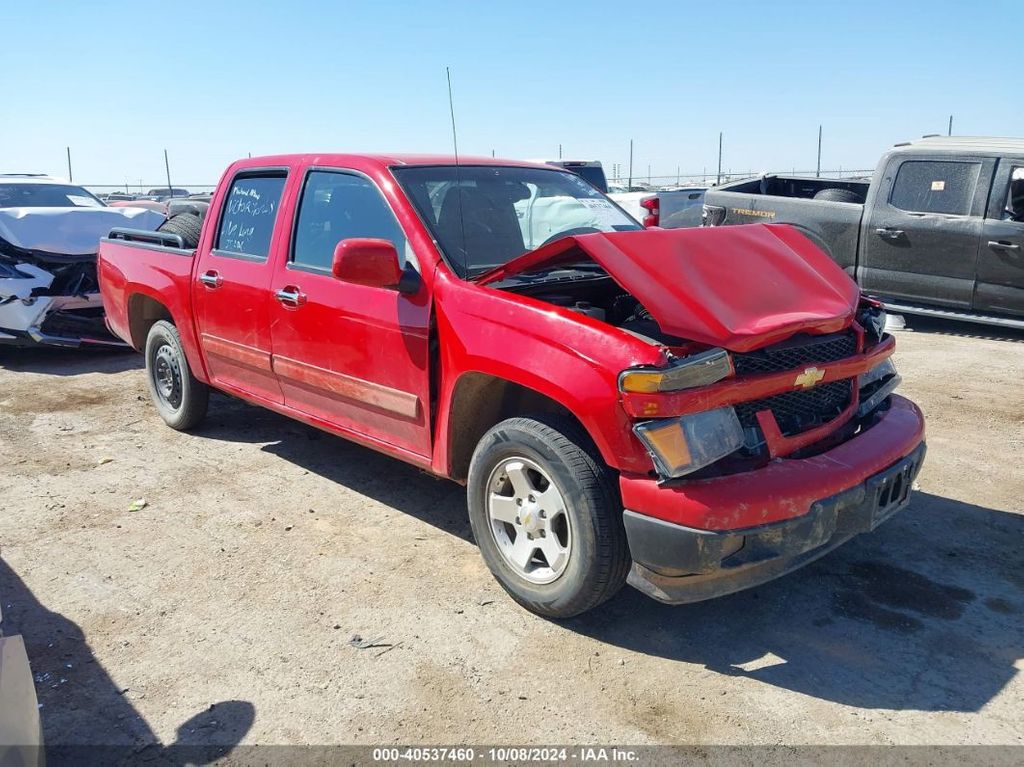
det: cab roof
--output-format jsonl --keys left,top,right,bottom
{"left": 232, "top": 153, "right": 557, "bottom": 172}
{"left": 896, "top": 136, "right": 1024, "bottom": 155}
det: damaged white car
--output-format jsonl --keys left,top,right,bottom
{"left": 0, "top": 175, "right": 165, "bottom": 347}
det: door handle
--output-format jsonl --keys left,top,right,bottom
{"left": 198, "top": 270, "right": 223, "bottom": 288}
{"left": 875, "top": 227, "right": 905, "bottom": 240}
{"left": 988, "top": 240, "right": 1020, "bottom": 251}
{"left": 275, "top": 286, "right": 306, "bottom": 307}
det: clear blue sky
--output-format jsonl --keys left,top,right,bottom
{"left": 3, "top": 0, "right": 1021, "bottom": 187}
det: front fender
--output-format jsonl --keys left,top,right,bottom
{"left": 432, "top": 271, "right": 664, "bottom": 475}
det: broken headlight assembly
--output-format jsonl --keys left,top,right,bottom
{"left": 634, "top": 407, "right": 745, "bottom": 479}
{"left": 618, "top": 348, "right": 733, "bottom": 394}
{"left": 857, "top": 300, "right": 887, "bottom": 343}
{"left": 857, "top": 358, "right": 900, "bottom": 418}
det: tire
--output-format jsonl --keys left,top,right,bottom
{"left": 157, "top": 212, "right": 203, "bottom": 249}
{"left": 812, "top": 187, "right": 863, "bottom": 204}
{"left": 467, "top": 414, "right": 630, "bottom": 618}
{"left": 144, "top": 320, "right": 209, "bottom": 430}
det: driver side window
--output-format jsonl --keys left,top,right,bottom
{"left": 291, "top": 171, "right": 416, "bottom": 271}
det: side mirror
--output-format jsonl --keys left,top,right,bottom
{"left": 332, "top": 238, "right": 404, "bottom": 289}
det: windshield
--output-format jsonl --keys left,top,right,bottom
{"left": 392, "top": 165, "right": 640, "bottom": 277}
{"left": 0, "top": 183, "right": 105, "bottom": 209}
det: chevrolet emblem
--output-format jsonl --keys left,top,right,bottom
{"left": 794, "top": 367, "right": 825, "bottom": 389}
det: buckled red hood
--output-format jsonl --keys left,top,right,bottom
{"left": 476, "top": 223, "right": 861, "bottom": 352}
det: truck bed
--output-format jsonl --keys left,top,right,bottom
{"left": 715, "top": 174, "right": 869, "bottom": 201}
{"left": 702, "top": 175, "right": 869, "bottom": 273}
{"left": 97, "top": 228, "right": 197, "bottom": 351}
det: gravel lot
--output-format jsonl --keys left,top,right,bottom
{"left": 0, "top": 316, "right": 1021, "bottom": 751}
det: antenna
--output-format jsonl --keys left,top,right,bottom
{"left": 446, "top": 67, "right": 460, "bottom": 162}
{"left": 446, "top": 67, "right": 468, "bottom": 274}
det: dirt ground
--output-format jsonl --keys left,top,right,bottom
{"left": 0, "top": 316, "right": 1021, "bottom": 752}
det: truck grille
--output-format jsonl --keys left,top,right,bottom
{"left": 735, "top": 379, "right": 853, "bottom": 435}
{"left": 732, "top": 331, "right": 857, "bottom": 377}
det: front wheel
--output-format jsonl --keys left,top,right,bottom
{"left": 467, "top": 414, "right": 630, "bottom": 618}
{"left": 144, "top": 320, "right": 209, "bottom": 430}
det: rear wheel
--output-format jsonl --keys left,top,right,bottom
{"left": 144, "top": 320, "right": 209, "bottom": 430}
{"left": 467, "top": 414, "right": 630, "bottom": 618}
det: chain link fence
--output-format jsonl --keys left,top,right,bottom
{"left": 607, "top": 168, "right": 874, "bottom": 188}
{"left": 79, "top": 167, "right": 875, "bottom": 198}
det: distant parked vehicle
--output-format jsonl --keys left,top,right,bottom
{"left": 167, "top": 194, "right": 211, "bottom": 218}
{"left": 703, "top": 136, "right": 1024, "bottom": 329}
{"left": 108, "top": 199, "right": 168, "bottom": 213}
{"left": 537, "top": 160, "right": 609, "bottom": 193}
{"left": 102, "top": 191, "right": 139, "bottom": 202}
{"left": 541, "top": 161, "right": 707, "bottom": 229}
{"left": 615, "top": 186, "right": 707, "bottom": 229}
{"left": 147, "top": 187, "right": 190, "bottom": 199}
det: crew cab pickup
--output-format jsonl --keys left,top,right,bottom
{"left": 703, "top": 136, "right": 1024, "bottom": 330}
{"left": 98, "top": 154, "right": 925, "bottom": 618}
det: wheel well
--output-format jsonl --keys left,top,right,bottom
{"left": 447, "top": 373, "right": 585, "bottom": 482}
{"left": 127, "top": 294, "right": 172, "bottom": 350}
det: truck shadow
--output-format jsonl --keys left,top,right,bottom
{"left": 0, "top": 557, "right": 254, "bottom": 762}
{"left": 565, "top": 492, "right": 1023, "bottom": 713}
{"left": 0, "top": 346, "right": 142, "bottom": 376}
{"left": 189, "top": 398, "right": 1022, "bottom": 713}
{"left": 895, "top": 315, "right": 1024, "bottom": 342}
{"left": 197, "top": 393, "right": 474, "bottom": 543}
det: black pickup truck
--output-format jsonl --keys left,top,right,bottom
{"left": 702, "top": 136, "right": 1024, "bottom": 329}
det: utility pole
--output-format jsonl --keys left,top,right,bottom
{"left": 948, "top": 114, "right": 953, "bottom": 136}
{"left": 648, "top": 164, "right": 651, "bottom": 184}
{"left": 66, "top": 147, "right": 73, "bottom": 182}
{"left": 716, "top": 132, "right": 723, "bottom": 185}
{"left": 627, "top": 139, "right": 634, "bottom": 190}
{"left": 164, "top": 149, "right": 173, "bottom": 196}
{"left": 558, "top": 144, "right": 562, "bottom": 159}
{"left": 816, "top": 125, "right": 822, "bottom": 178}
{"left": 676, "top": 165, "right": 680, "bottom": 185}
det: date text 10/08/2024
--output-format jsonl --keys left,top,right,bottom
{"left": 371, "top": 747, "right": 639, "bottom": 762}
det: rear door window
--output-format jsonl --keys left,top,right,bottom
{"left": 215, "top": 173, "right": 287, "bottom": 259}
{"left": 889, "top": 160, "right": 981, "bottom": 216}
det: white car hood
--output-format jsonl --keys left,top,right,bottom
{"left": 0, "top": 206, "right": 165, "bottom": 256}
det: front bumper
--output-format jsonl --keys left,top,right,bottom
{"left": 621, "top": 395, "right": 926, "bottom": 604}
{"left": 0, "top": 292, "right": 125, "bottom": 348}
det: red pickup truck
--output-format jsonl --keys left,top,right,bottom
{"left": 98, "top": 154, "right": 926, "bottom": 618}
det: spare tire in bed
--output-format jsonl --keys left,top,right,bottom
{"left": 157, "top": 212, "right": 203, "bottom": 249}
{"left": 812, "top": 187, "right": 863, "bottom": 203}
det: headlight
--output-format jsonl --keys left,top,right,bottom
{"left": 857, "top": 358, "right": 900, "bottom": 418}
{"left": 634, "top": 407, "right": 744, "bottom": 479}
{"left": 619, "top": 348, "right": 733, "bottom": 394}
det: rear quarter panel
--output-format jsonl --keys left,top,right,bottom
{"left": 97, "top": 239, "right": 207, "bottom": 379}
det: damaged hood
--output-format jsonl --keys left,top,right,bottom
{"left": 477, "top": 223, "right": 860, "bottom": 352}
{"left": 0, "top": 206, "right": 166, "bottom": 259}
